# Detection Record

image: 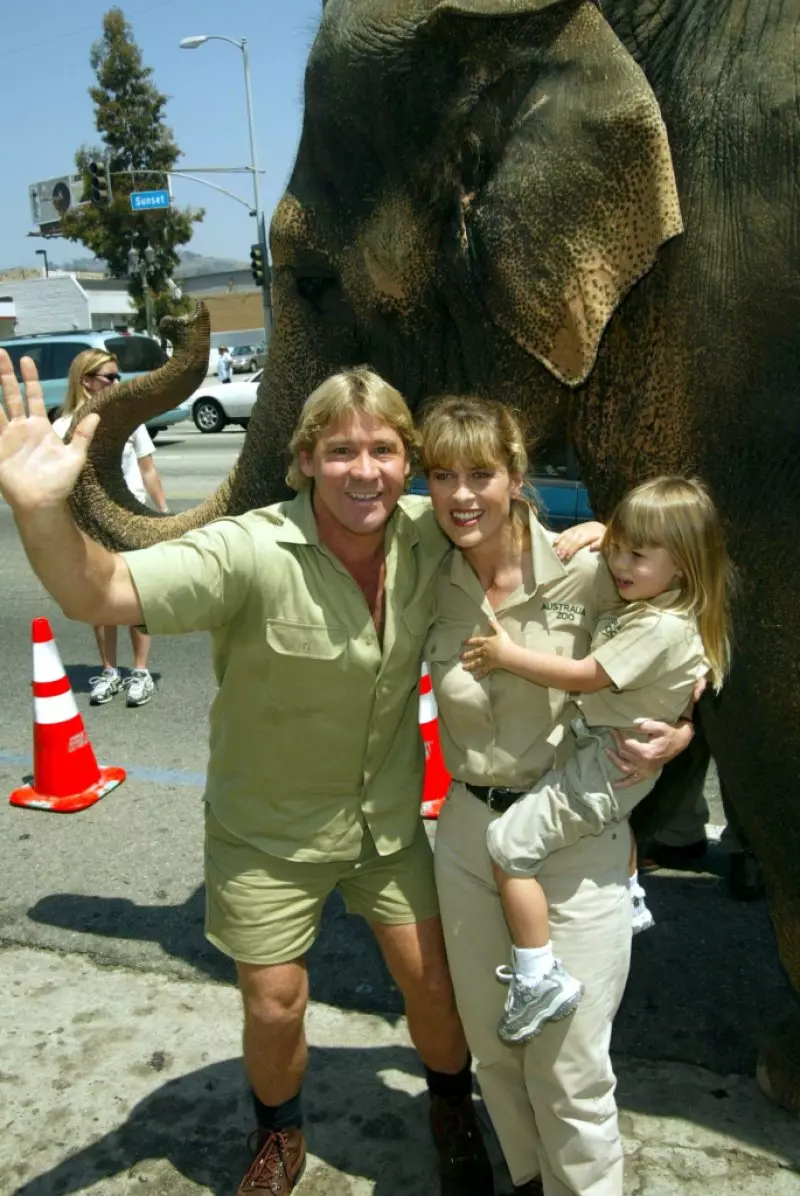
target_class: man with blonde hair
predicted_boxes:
[0,353,494,1196]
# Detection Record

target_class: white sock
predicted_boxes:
[628,870,639,892]
[512,943,554,985]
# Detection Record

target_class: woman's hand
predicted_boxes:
[607,718,694,789]
[461,617,512,679]
[0,351,99,513]
[553,520,606,562]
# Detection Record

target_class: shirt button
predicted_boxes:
[303,641,310,653]
[365,634,375,645]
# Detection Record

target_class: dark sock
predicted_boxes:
[424,1056,473,1103]
[251,1089,304,1133]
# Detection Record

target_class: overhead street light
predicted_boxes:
[180,33,272,331]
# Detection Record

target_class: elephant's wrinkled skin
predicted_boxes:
[73,0,800,1112]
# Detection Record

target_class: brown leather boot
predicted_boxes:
[429,1093,495,1194]
[237,1126,306,1194]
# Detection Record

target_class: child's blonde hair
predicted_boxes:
[604,476,734,689]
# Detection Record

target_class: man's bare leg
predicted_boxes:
[237,958,309,1105]
[235,959,309,1194]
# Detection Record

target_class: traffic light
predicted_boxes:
[89,160,110,207]
[250,242,266,288]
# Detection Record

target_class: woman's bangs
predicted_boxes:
[424,418,503,472]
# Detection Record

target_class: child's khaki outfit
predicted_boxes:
[487,593,706,876]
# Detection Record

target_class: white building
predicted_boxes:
[0,275,135,337]
[0,294,16,339]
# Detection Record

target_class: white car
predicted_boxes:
[183,370,262,434]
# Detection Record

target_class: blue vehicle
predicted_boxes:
[409,434,593,529]
[0,330,188,438]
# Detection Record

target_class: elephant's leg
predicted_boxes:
[702,632,800,1116]
[629,725,711,844]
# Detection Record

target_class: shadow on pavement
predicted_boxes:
[26,887,405,1020]
[23,842,799,1165]
[65,663,163,695]
[11,1047,439,1196]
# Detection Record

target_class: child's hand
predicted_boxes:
[554,520,606,561]
[461,617,512,679]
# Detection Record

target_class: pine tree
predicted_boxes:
[59,7,203,332]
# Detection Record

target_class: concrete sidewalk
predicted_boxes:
[2,946,799,1196]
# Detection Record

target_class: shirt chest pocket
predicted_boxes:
[266,620,348,663]
[425,624,472,666]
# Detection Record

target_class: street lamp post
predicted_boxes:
[35,249,49,278]
[180,34,272,333]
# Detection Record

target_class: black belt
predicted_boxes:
[465,783,525,814]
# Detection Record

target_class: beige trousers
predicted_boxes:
[435,783,632,1195]
[488,722,656,877]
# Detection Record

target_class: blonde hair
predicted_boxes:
[286,368,418,491]
[417,395,535,531]
[418,394,528,477]
[62,348,118,414]
[604,476,734,689]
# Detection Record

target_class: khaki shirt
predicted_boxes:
[123,490,449,862]
[580,594,706,728]
[426,505,619,789]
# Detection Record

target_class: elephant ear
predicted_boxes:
[426,0,683,386]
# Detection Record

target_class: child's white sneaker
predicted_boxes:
[495,961,583,1044]
[631,883,656,934]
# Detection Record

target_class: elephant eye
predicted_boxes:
[296,271,339,308]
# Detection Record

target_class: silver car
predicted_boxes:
[184,370,262,433]
[229,343,266,373]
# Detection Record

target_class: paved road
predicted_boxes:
[1,424,797,1194]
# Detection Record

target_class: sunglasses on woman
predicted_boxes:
[86,371,121,384]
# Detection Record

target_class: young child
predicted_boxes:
[460,475,733,1045]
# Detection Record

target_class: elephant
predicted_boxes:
[67,0,800,1113]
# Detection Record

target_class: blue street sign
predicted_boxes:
[130,189,170,212]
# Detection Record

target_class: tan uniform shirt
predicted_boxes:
[426,505,619,788]
[580,595,706,728]
[122,490,450,862]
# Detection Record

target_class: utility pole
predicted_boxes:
[128,243,157,337]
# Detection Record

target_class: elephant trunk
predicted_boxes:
[67,304,235,550]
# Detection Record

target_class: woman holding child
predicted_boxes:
[419,395,728,1196]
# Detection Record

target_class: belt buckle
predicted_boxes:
[486,787,504,812]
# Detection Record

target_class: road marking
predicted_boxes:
[0,751,206,789]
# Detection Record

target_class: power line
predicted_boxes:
[0,0,187,60]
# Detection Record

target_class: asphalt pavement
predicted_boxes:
[1,424,798,1194]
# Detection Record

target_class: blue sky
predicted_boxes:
[0,0,324,269]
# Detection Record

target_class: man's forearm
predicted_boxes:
[14,502,121,622]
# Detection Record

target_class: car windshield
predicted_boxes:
[232,346,254,356]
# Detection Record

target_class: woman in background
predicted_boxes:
[54,348,169,707]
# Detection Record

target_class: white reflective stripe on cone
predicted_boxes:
[419,689,438,725]
[34,690,80,725]
[33,639,67,683]
[420,661,431,679]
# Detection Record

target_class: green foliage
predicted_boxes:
[59,6,203,329]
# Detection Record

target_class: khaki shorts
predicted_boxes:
[204,808,440,966]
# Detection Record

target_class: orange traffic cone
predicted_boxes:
[419,663,451,819]
[9,618,126,813]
